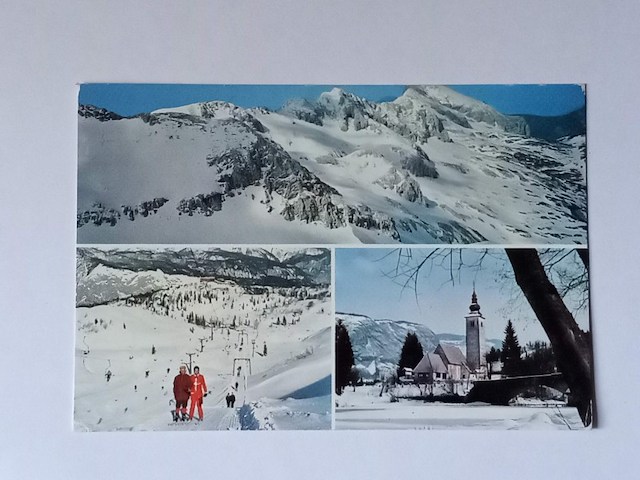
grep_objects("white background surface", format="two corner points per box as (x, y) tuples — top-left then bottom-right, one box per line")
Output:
(1, 1), (638, 478)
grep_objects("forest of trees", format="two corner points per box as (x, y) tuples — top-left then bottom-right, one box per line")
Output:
(521, 341), (557, 375)
(486, 332), (557, 377)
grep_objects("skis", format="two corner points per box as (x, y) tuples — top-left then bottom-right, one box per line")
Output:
(171, 411), (191, 422)
(168, 419), (202, 426)
(170, 410), (204, 425)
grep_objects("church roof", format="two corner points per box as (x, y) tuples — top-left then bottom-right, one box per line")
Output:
(469, 288), (481, 313)
(414, 353), (448, 375)
(435, 344), (469, 369)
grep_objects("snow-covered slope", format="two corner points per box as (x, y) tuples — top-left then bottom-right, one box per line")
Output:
(76, 264), (197, 307)
(78, 86), (587, 244)
(75, 248), (331, 431)
(337, 312), (437, 378)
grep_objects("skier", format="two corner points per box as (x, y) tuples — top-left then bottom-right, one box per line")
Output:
(188, 366), (208, 421)
(225, 385), (237, 408)
(172, 365), (192, 422)
(105, 370), (112, 382)
(263, 342), (267, 356)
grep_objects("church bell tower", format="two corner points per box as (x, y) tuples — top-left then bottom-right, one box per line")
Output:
(465, 288), (486, 373)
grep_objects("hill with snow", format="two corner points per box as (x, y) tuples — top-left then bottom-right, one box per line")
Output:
(75, 247), (331, 431)
(78, 86), (587, 244)
(337, 312), (437, 378)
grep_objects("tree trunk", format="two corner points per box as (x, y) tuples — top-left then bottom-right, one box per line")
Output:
(506, 248), (593, 426)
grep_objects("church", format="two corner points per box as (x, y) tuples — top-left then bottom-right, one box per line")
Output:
(413, 289), (488, 384)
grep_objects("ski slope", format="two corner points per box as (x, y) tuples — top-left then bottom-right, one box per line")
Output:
(74, 250), (332, 431)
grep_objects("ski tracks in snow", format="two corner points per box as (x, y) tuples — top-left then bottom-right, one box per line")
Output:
(204, 406), (241, 430)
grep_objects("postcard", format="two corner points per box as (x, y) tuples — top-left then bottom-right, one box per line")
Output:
(76, 84), (591, 430)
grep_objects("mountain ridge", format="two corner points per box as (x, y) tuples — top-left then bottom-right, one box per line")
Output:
(77, 248), (331, 302)
(78, 86), (587, 244)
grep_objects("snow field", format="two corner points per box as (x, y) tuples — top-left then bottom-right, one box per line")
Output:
(335, 385), (585, 430)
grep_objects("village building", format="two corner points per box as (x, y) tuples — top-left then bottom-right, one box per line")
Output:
(434, 344), (470, 380)
(413, 352), (448, 383)
(413, 289), (488, 385)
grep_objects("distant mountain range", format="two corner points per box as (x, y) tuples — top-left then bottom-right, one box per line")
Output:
(76, 248), (330, 307)
(78, 85), (587, 244)
(519, 106), (586, 142)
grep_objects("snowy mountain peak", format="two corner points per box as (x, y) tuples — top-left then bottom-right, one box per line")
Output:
(151, 100), (243, 120)
(405, 85), (487, 110)
(319, 88), (373, 110)
(317, 88), (376, 132)
(400, 85), (529, 136)
(78, 104), (124, 122)
(320, 87), (350, 102)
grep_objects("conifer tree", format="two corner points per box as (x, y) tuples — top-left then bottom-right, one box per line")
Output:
(335, 319), (355, 395)
(397, 332), (423, 379)
(501, 320), (523, 376)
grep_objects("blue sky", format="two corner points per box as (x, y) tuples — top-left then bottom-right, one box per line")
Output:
(450, 84), (585, 116)
(79, 84), (585, 117)
(335, 248), (589, 345)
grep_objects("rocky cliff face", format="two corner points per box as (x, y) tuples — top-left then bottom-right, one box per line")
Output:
(79, 104), (124, 122)
(375, 168), (426, 204)
(77, 198), (169, 228)
(279, 98), (326, 126)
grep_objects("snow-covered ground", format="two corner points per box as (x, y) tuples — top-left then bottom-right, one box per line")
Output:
(335, 385), (586, 430)
(74, 249), (331, 431)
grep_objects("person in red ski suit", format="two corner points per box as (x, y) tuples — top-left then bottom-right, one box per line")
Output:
(189, 366), (208, 421)
(173, 365), (192, 421)
(173, 365), (191, 420)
